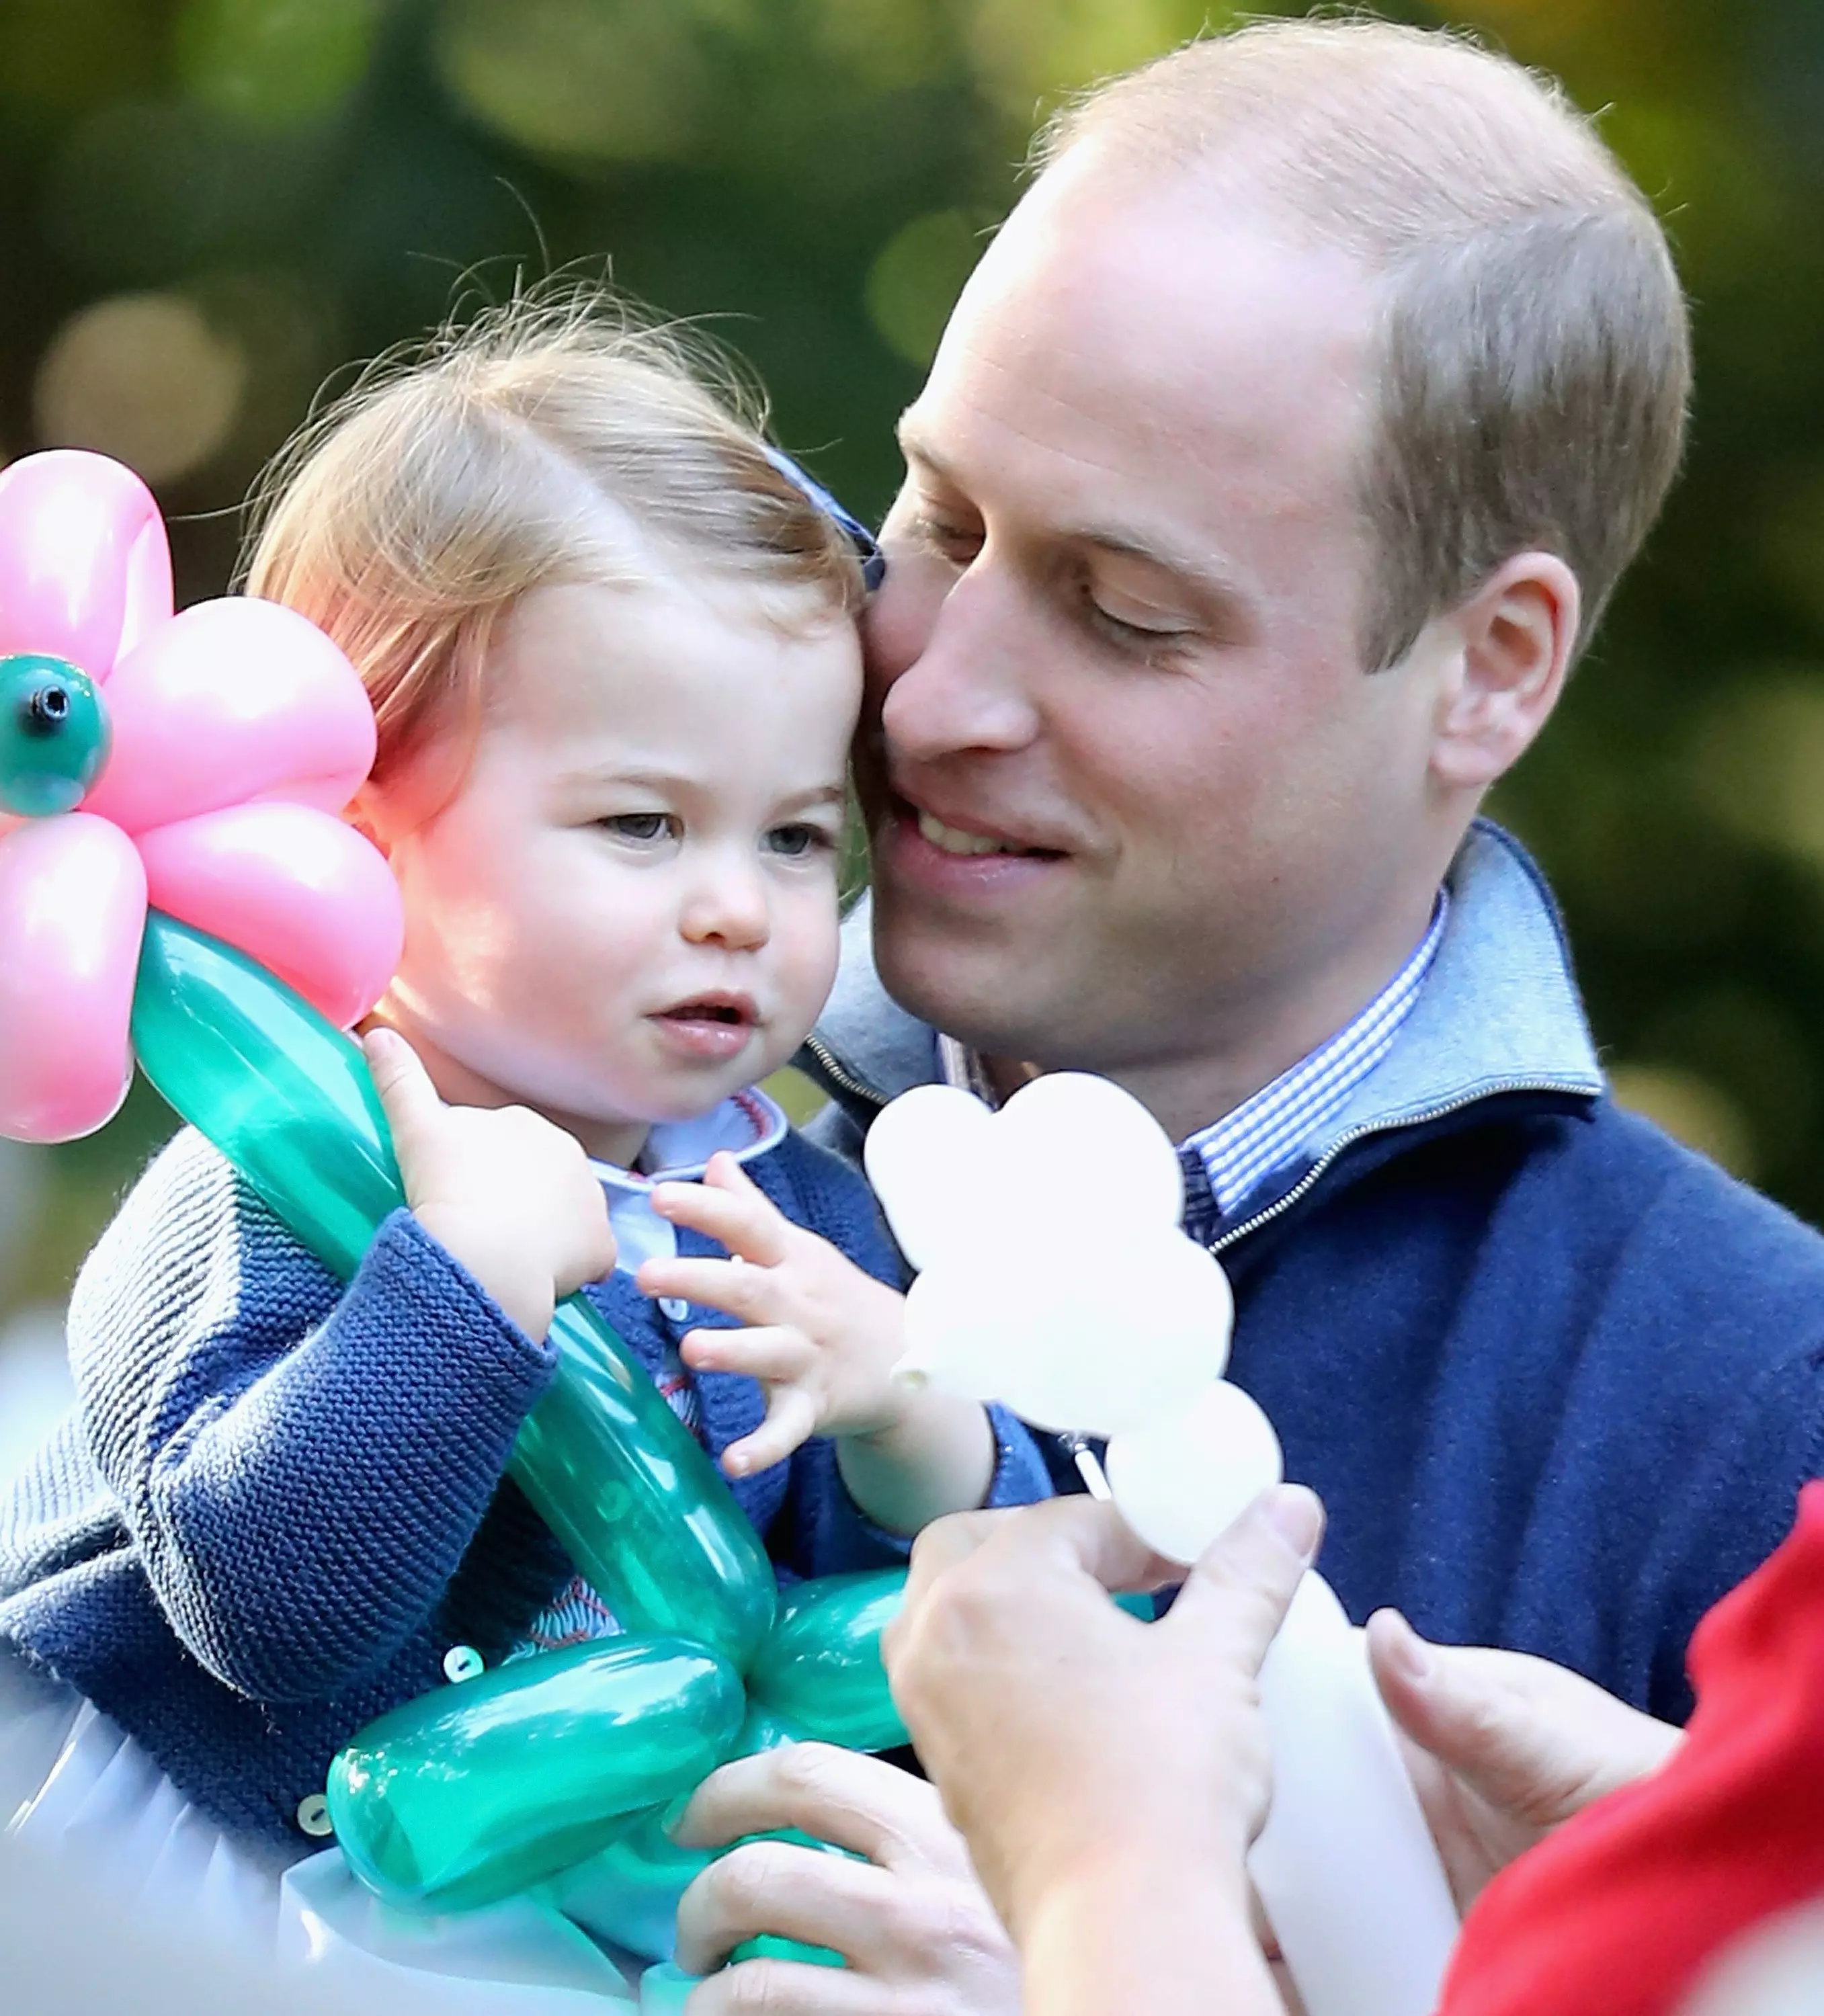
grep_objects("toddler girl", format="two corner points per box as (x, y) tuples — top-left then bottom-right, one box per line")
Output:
(0, 300), (1048, 1964)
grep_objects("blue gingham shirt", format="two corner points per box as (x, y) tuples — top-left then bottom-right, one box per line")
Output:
(940, 890), (1448, 1229)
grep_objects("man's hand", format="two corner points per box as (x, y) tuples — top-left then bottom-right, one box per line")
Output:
(1366, 1607), (1683, 1908)
(883, 1489), (1321, 1947)
(364, 1027), (616, 1341)
(671, 1742), (1022, 2015)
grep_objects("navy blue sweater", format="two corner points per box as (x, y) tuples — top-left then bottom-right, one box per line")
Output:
(802, 825), (1824, 1725)
(0, 1124), (1050, 1843)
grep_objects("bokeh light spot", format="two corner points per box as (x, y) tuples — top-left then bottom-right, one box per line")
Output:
(0, 0), (160, 128)
(433, 0), (708, 167)
(34, 294), (249, 487)
(175, 0), (381, 130)
(968, 0), (1231, 122)
(866, 210), (989, 368)
(1685, 673), (1824, 875)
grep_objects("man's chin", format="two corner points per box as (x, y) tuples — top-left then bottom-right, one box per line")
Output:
(870, 909), (1050, 1060)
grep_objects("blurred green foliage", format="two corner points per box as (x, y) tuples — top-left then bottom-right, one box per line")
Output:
(4, 0), (1824, 1326)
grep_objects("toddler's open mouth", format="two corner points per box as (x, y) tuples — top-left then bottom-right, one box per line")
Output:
(649, 993), (758, 1062)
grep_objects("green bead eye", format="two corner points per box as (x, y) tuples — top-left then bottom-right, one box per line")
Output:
(0, 655), (111, 817)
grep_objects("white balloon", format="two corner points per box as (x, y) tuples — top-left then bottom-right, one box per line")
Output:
(895, 1247), (1028, 1403)
(1249, 1574), (1460, 2016)
(895, 1229), (1233, 1435)
(995, 1073), (1184, 1234)
(1105, 1378), (1283, 1563)
(864, 1084), (997, 1271)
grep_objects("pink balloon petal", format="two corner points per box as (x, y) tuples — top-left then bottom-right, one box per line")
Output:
(82, 597), (378, 836)
(0, 453), (172, 681)
(138, 804), (403, 1030)
(0, 815), (146, 1142)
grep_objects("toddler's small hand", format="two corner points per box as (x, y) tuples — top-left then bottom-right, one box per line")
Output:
(364, 1027), (616, 1341)
(638, 1152), (908, 1477)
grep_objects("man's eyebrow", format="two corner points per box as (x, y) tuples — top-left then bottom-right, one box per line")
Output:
(1061, 522), (1253, 606)
(895, 412), (1252, 611)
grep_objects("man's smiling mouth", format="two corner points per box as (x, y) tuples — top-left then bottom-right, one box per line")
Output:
(913, 809), (1061, 859)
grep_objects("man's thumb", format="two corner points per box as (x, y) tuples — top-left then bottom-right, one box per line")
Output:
(1161, 1485), (1323, 1673)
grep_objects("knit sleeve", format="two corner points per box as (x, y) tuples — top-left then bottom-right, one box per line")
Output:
(67, 1130), (558, 1705)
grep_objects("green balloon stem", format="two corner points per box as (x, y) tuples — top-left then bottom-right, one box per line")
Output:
(128, 913), (776, 1662)
(328, 1635), (746, 1910)
(745, 1569), (907, 1751)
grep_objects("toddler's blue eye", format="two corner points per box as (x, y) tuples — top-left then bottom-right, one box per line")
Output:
(603, 812), (678, 843)
(766, 823), (827, 858)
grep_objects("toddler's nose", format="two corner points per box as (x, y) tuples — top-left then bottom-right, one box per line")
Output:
(680, 864), (770, 950)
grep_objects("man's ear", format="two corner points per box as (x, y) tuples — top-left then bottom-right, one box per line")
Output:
(1427, 553), (1580, 793)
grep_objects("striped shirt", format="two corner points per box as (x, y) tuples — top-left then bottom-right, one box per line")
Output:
(940, 890), (1448, 1228)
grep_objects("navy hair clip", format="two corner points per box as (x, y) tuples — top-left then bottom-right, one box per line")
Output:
(765, 446), (886, 592)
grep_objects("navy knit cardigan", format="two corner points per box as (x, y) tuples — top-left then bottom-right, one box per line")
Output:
(0, 1125), (1050, 1843)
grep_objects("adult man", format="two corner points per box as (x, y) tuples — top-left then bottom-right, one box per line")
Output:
(675, 15), (1824, 2007)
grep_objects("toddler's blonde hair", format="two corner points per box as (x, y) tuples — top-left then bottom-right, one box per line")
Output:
(242, 291), (864, 787)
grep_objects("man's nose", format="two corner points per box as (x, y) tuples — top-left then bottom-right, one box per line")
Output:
(876, 564), (1042, 765)
(679, 855), (770, 950)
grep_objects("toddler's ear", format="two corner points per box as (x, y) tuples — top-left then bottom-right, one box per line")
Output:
(345, 782), (388, 855)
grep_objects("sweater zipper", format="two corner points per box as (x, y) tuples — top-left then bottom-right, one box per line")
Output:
(1207, 1075), (1599, 1256)
(801, 1031), (889, 1112)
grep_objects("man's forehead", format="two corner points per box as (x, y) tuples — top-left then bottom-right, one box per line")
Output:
(907, 157), (1379, 517)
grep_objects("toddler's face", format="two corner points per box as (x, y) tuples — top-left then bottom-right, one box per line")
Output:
(366, 571), (860, 1160)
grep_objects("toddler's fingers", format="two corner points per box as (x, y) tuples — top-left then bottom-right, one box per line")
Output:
(651, 1165), (790, 1266)
(722, 1388), (821, 1478)
(679, 1325), (815, 1384)
(363, 1029), (446, 1163)
(638, 1255), (778, 1323)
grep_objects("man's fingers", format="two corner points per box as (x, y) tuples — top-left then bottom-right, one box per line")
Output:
(362, 1027), (444, 1160)
(886, 1499), (1175, 1685)
(1365, 1609), (1680, 1825)
(681, 1952), (899, 2016)
(1160, 1486), (1323, 1673)
(674, 1745), (966, 1878)
(651, 1165), (791, 1267)
(677, 1839), (931, 1978)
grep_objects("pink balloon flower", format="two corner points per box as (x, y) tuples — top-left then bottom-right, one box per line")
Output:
(0, 451), (404, 1144)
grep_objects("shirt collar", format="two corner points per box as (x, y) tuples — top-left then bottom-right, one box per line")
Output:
(940, 895), (1450, 1217)
(819, 822), (1603, 1138)
(1183, 890), (1450, 1214)
(588, 1087), (788, 1198)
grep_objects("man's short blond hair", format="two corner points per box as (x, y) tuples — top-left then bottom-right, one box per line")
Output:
(1037, 19), (1690, 671)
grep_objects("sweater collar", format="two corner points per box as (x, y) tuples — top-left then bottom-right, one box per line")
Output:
(806, 820), (1604, 1145)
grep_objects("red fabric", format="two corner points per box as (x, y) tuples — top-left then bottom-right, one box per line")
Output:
(1440, 1481), (1824, 2016)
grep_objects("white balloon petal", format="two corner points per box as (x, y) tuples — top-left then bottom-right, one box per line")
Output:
(996, 1073), (1184, 1232)
(983, 1229), (1234, 1436)
(895, 1249), (1026, 1403)
(864, 1083), (997, 1271)
(1106, 1379), (1284, 1564)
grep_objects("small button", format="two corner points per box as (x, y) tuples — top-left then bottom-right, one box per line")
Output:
(443, 1644), (484, 1683)
(658, 1296), (690, 1323)
(296, 1794), (333, 1838)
